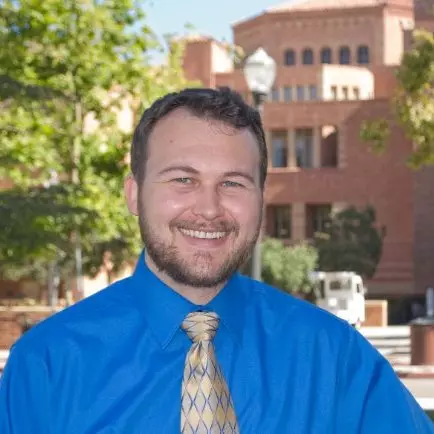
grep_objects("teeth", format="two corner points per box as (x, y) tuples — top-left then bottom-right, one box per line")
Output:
(180, 229), (227, 239)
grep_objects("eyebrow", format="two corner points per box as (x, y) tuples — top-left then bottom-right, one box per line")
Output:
(157, 165), (256, 185)
(223, 171), (256, 185)
(157, 165), (199, 176)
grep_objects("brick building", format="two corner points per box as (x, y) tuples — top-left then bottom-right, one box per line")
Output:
(182, 0), (434, 322)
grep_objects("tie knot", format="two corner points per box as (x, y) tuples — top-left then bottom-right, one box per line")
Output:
(182, 311), (219, 343)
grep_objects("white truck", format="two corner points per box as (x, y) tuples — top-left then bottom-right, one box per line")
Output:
(310, 271), (367, 327)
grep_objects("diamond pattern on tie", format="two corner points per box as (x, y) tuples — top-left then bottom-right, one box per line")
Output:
(181, 311), (239, 434)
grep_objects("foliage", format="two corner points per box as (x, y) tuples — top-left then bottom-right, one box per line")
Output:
(0, 0), (192, 283)
(360, 29), (434, 168)
(261, 238), (318, 297)
(314, 206), (385, 279)
(359, 119), (390, 154)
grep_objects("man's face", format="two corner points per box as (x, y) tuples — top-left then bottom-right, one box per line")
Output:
(125, 108), (263, 288)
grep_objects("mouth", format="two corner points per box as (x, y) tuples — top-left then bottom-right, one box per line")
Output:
(178, 228), (228, 240)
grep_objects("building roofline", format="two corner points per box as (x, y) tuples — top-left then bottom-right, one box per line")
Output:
(232, 2), (413, 31)
(265, 0), (388, 13)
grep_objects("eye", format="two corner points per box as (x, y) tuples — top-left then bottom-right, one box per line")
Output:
(222, 180), (243, 188)
(173, 177), (192, 184)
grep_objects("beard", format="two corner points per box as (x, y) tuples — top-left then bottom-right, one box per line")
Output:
(138, 204), (261, 288)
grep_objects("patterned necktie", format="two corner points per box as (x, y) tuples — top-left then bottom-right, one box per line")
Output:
(181, 311), (239, 434)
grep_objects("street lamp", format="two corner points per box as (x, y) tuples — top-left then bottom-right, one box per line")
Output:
(243, 48), (276, 281)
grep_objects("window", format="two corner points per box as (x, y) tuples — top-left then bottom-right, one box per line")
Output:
(271, 131), (288, 168)
(357, 45), (369, 64)
(302, 48), (314, 65)
(283, 86), (293, 102)
(296, 85), (305, 101)
(295, 128), (313, 168)
(353, 87), (360, 99)
(339, 46), (351, 65)
(331, 86), (338, 100)
(329, 278), (352, 291)
(284, 49), (296, 66)
(308, 85), (317, 100)
(269, 206), (292, 239)
(342, 86), (349, 100)
(306, 204), (332, 238)
(271, 87), (280, 102)
(320, 47), (332, 64)
(321, 125), (338, 168)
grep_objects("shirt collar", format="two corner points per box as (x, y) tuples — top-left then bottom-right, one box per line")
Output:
(130, 250), (246, 349)
(207, 272), (245, 345)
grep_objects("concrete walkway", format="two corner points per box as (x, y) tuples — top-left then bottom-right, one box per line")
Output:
(359, 326), (434, 378)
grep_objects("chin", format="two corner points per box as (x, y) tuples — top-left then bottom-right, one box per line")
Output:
(190, 263), (217, 277)
(182, 262), (227, 285)
(183, 274), (228, 289)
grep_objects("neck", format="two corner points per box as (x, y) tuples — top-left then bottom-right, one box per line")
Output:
(145, 255), (225, 305)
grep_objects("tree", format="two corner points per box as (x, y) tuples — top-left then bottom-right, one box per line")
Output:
(261, 238), (318, 299)
(314, 206), (385, 279)
(0, 0), (193, 293)
(360, 29), (434, 168)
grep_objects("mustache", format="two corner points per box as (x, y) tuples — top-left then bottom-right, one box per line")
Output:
(171, 220), (238, 232)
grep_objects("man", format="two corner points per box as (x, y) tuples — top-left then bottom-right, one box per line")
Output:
(0, 87), (432, 433)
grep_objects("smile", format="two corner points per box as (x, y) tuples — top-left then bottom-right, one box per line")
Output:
(179, 228), (227, 239)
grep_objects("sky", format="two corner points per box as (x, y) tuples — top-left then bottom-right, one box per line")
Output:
(144, 0), (290, 43)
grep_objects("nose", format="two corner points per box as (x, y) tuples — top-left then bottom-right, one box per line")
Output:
(191, 185), (224, 220)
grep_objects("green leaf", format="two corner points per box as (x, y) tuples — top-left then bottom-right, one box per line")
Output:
(261, 239), (318, 297)
(0, 0), (196, 287)
(360, 28), (434, 169)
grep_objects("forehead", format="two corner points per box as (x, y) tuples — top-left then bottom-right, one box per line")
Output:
(146, 108), (260, 172)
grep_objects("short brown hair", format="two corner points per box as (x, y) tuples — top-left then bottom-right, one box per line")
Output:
(130, 87), (268, 188)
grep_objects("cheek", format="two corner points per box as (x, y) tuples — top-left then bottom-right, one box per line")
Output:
(224, 195), (261, 226)
(145, 188), (192, 220)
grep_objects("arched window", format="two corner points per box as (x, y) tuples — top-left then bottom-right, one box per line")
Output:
(284, 49), (296, 66)
(302, 48), (314, 65)
(357, 45), (370, 64)
(339, 46), (351, 65)
(320, 47), (332, 64)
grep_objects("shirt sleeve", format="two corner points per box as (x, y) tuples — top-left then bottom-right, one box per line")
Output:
(336, 329), (434, 434)
(0, 342), (52, 434)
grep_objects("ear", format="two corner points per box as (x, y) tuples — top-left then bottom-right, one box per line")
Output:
(124, 174), (139, 216)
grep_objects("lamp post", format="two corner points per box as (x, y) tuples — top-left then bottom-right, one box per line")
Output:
(243, 48), (276, 281)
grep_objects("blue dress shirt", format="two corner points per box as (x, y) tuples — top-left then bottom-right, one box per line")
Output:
(0, 252), (432, 433)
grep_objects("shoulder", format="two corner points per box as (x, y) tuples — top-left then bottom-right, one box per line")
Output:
(11, 277), (133, 355)
(240, 275), (383, 367)
(244, 275), (348, 328)
(239, 274), (367, 348)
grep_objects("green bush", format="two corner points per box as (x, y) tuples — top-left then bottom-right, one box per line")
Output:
(261, 238), (318, 299)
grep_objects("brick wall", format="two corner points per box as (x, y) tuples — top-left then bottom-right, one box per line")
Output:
(413, 167), (434, 293)
(233, 7), (387, 67)
(0, 308), (59, 349)
(371, 65), (398, 98)
(182, 38), (213, 87)
(383, 9), (412, 65)
(342, 99), (415, 295)
(260, 99), (416, 297)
